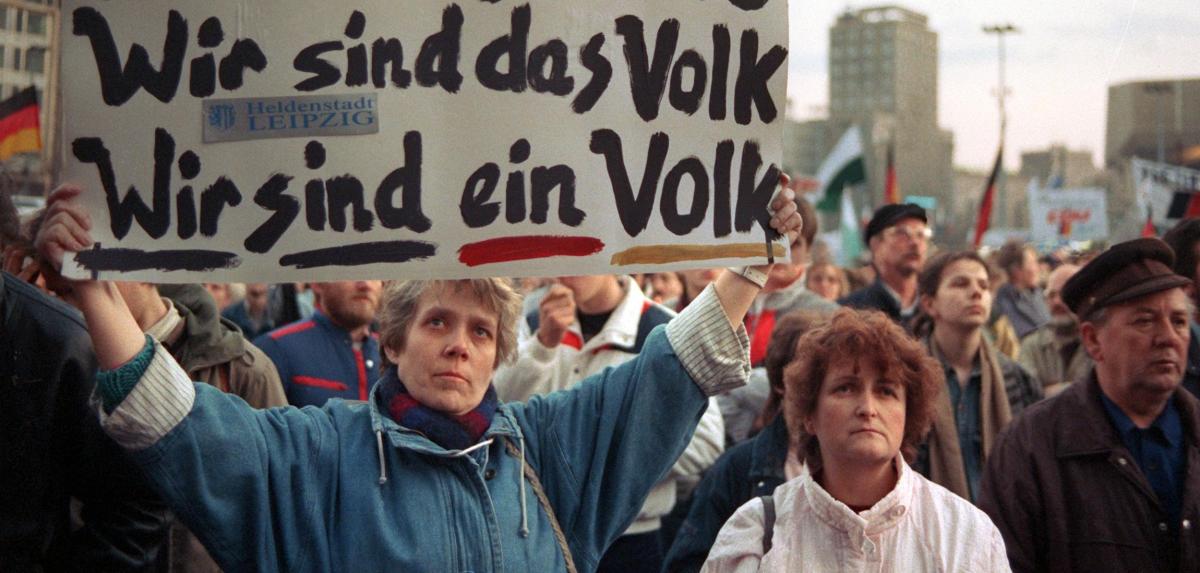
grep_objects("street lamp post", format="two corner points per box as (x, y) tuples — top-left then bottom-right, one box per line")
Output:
(984, 23), (1018, 228)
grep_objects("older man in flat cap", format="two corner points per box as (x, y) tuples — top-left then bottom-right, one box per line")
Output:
(979, 238), (1200, 573)
(839, 203), (930, 325)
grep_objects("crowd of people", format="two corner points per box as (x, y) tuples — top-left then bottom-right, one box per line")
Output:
(3, 174), (1199, 573)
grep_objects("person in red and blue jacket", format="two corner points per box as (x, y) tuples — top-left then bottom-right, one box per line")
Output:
(253, 281), (383, 407)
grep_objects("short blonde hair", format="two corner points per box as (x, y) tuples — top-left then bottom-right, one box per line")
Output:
(378, 279), (523, 369)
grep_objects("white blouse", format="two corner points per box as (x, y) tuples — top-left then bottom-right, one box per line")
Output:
(701, 459), (1011, 573)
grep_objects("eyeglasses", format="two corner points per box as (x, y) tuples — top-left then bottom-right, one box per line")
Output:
(883, 225), (933, 243)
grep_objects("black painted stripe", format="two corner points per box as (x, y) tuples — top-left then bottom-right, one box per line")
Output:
(278, 240), (437, 269)
(75, 247), (240, 272)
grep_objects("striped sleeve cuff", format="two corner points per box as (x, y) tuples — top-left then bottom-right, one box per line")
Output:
(97, 340), (196, 451)
(666, 284), (751, 396)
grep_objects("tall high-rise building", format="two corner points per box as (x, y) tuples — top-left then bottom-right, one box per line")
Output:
(827, 5), (954, 213)
(1105, 78), (1200, 170)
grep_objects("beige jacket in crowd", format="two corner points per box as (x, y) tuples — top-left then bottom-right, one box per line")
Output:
(701, 459), (1011, 573)
(1018, 324), (1092, 397)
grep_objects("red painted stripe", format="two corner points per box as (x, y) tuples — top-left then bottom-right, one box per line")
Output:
(292, 376), (348, 391)
(353, 348), (369, 401)
(561, 331), (583, 350)
(457, 236), (604, 267)
(0, 104), (38, 138)
(269, 319), (316, 340)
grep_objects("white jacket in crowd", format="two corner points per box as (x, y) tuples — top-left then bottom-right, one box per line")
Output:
(702, 458), (1011, 573)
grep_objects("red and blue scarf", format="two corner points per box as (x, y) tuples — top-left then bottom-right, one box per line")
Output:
(376, 368), (498, 451)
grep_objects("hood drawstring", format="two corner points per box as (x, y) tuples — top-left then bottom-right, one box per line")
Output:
(376, 430), (388, 485)
(447, 438), (494, 458)
(517, 434), (530, 538)
(376, 430), (495, 485)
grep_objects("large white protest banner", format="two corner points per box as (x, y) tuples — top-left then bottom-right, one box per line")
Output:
(60, 0), (788, 282)
(1132, 158), (1200, 225)
(1028, 185), (1109, 243)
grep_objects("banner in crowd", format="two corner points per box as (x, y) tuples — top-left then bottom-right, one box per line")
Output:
(1027, 184), (1109, 243)
(61, 0), (788, 282)
(1132, 158), (1200, 226)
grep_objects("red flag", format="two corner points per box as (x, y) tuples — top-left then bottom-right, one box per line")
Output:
(973, 145), (1003, 248)
(1141, 207), (1156, 238)
(884, 141), (900, 205)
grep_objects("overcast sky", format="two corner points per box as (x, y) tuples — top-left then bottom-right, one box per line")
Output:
(785, 0), (1200, 171)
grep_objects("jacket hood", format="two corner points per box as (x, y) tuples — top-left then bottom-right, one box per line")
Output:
(365, 369), (523, 455)
(159, 284), (246, 370)
(364, 369), (533, 536)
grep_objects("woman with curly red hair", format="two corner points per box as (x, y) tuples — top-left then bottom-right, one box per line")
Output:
(702, 309), (1010, 572)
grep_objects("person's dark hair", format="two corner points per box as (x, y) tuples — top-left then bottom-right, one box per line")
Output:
(911, 250), (993, 337)
(995, 240), (1031, 275)
(1163, 218), (1200, 281)
(750, 311), (826, 435)
(783, 309), (943, 467)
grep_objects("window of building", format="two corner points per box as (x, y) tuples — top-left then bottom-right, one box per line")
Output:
(26, 47), (44, 74)
(28, 13), (45, 35)
(15, 10), (22, 33)
(0, 9), (8, 30)
(0, 48), (6, 69)
(13, 48), (20, 71)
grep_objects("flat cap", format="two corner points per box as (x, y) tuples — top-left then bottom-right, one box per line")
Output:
(864, 203), (927, 244)
(1061, 238), (1192, 320)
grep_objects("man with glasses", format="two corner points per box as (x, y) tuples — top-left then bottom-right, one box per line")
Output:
(840, 203), (931, 327)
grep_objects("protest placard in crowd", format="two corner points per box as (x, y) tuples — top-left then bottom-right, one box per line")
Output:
(1133, 158), (1200, 227)
(60, 0), (788, 282)
(1028, 185), (1108, 243)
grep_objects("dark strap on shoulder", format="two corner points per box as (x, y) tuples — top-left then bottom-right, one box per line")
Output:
(760, 494), (776, 555)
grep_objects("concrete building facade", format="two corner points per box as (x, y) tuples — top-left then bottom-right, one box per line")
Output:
(826, 5), (954, 212)
(1019, 144), (1100, 189)
(1105, 78), (1200, 170)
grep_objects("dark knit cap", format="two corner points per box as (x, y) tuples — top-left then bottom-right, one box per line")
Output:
(1061, 238), (1192, 319)
(864, 203), (927, 244)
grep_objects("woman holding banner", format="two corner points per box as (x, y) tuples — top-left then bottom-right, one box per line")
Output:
(33, 180), (802, 572)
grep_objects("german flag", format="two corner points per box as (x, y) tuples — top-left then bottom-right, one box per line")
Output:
(0, 87), (40, 161)
(972, 144), (1003, 249)
(884, 140), (900, 205)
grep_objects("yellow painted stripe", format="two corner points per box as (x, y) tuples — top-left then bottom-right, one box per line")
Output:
(0, 127), (40, 161)
(610, 242), (785, 265)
